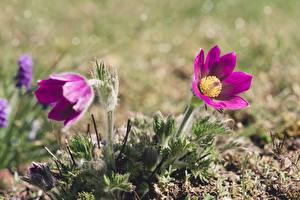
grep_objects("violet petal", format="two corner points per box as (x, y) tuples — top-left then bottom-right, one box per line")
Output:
(48, 98), (77, 121)
(35, 79), (64, 104)
(64, 111), (81, 126)
(218, 71), (253, 99)
(214, 96), (249, 110)
(203, 45), (220, 76)
(201, 95), (249, 110)
(63, 80), (93, 112)
(210, 52), (236, 80)
(194, 49), (205, 80)
(50, 73), (84, 82)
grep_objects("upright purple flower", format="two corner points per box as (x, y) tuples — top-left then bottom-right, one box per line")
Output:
(0, 98), (9, 128)
(192, 45), (252, 110)
(34, 73), (94, 126)
(16, 54), (33, 91)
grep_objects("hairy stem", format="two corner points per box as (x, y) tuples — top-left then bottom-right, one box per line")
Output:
(106, 110), (115, 170)
(176, 103), (195, 136)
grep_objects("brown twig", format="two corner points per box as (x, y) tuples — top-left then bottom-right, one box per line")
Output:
(44, 146), (63, 165)
(65, 141), (76, 167)
(116, 119), (132, 161)
(91, 114), (101, 148)
(133, 190), (141, 200)
(87, 123), (92, 141)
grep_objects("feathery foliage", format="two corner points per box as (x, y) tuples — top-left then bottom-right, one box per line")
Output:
(22, 63), (229, 199)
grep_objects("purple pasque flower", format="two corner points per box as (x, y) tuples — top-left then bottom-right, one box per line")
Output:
(0, 98), (9, 128)
(16, 54), (33, 91)
(35, 73), (94, 126)
(192, 45), (252, 110)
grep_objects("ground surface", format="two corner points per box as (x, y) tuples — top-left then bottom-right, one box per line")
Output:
(153, 134), (300, 199)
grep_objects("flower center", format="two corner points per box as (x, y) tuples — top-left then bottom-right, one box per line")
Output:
(199, 76), (222, 98)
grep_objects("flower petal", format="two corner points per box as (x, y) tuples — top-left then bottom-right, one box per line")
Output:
(203, 45), (220, 76)
(192, 75), (202, 98)
(209, 52), (236, 80)
(48, 98), (77, 121)
(34, 79), (65, 104)
(64, 111), (81, 126)
(202, 95), (249, 110)
(63, 80), (93, 112)
(216, 96), (249, 110)
(50, 73), (84, 82)
(218, 71), (253, 99)
(201, 96), (224, 109)
(194, 49), (204, 80)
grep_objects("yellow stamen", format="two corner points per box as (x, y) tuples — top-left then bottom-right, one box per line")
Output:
(199, 76), (222, 98)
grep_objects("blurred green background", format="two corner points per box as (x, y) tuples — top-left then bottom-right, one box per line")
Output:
(0, 0), (299, 135)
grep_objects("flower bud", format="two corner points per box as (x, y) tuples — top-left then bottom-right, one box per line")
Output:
(26, 162), (56, 191)
(91, 61), (119, 111)
(142, 146), (159, 169)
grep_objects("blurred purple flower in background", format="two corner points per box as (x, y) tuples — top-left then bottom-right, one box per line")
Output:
(0, 98), (9, 128)
(15, 54), (33, 91)
(35, 73), (94, 126)
(192, 45), (252, 110)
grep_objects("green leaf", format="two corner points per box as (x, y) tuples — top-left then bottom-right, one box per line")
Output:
(192, 117), (227, 138)
(77, 192), (96, 200)
(164, 115), (176, 137)
(103, 172), (133, 194)
(153, 112), (165, 137)
(153, 112), (176, 146)
(69, 135), (95, 160)
(161, 137), (193, 169)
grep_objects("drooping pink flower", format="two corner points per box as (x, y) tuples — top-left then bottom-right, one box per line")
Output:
(35, 73), (93, 126)
(192, 45), (252, 110)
